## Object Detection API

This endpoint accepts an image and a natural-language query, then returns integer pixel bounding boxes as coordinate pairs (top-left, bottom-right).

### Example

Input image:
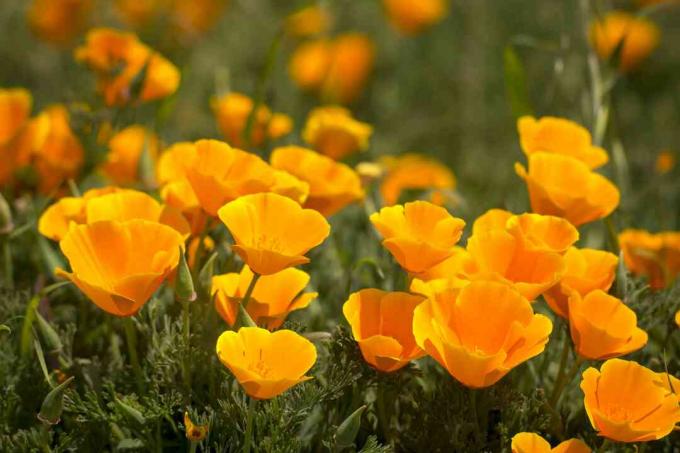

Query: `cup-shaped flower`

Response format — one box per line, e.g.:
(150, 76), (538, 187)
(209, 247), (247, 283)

(102, 125), (159, 186)
(270, 146), (364, 217)
(517, 116), (608, 169)
(505, 213), (579, 254)
(213, 265), (317, 330)
(215, 327), (317, 399)
(57, 219), (184, 316)
(186, 139), (276, 216)
(413, 280), (553, 388)
(568, 290), (647, 360)
(211, 92), (292, 148)
(515, 153), (619, 227)
(380, 154), (456, 206)
(580, 359), (680, 442)
(370, 201), (465, 274)
(0, 88), (32, 146)
(618, 229), (680, 290)
(382, 0), (448, 36)
(218, 193), (331, 275)
(545, 247), (618, 318)
(343, 289), (425, 372)
(590, 12), (660, 72)
(302, 106), (372, 160)
(511, 432), (591, 453)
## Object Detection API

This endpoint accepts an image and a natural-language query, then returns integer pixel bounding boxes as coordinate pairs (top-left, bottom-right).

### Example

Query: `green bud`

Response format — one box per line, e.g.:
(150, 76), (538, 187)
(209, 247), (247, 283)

(175, 248), (196, 302)
(234, 304), (257, 329)
(137, 131), (156, 189)
(198, 252), (218, 298)
(334, 405), (366, 449)
(0, 192), (12, 234)
(114, 397), (146, 427)
(38, 376), (74, 425)
(35, 311), (63, 353)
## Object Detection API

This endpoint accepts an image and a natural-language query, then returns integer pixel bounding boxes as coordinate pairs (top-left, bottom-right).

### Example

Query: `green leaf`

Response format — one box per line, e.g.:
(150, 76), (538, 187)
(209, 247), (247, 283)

(504, 45), (533, 119)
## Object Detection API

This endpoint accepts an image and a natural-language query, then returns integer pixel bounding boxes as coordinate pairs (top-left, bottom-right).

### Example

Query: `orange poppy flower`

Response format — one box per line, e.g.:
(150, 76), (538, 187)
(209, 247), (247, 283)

(0, 88), (32, 146)
(343, 289), (425, 372)
(27, 0), (92, 46)
(590, 12), (660, 72)
(568, 290), (647, 360)
(269, 169), (310, 205)
(101, 125), (159, 186)
(185, 139), (275, 216)
(581, 359), (680, 442)
(544, 247), (618, 318)
(215, 327), (317, 399)
(285, 5), (332, 38)
(270, 146), (364, 217)
(655, 150), (675, 175)
(413, 280), (552, 388)
(75, 28), (180, 105)
(382, 0), (448, 35)
(517, 116), (609, 169)
(57, 219), (184, 316)
(380, 154), (456, 206)
(619, 229), (680, 289)
(511, 432), (591, 453)
(217, 192), (331, 275)
(212, 265), (317, 330)
(370, 201), (465, 274)
(302, 106), (372, 160)
(211, 92), (293, 148)
(515, 152), (620, 227)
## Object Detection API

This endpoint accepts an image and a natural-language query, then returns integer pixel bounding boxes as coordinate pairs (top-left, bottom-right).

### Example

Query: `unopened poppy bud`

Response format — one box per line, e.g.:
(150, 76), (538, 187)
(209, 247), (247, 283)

(335, 405), (366, 449)
(35, 311), (63, 353)
(175, 248), (196, 302)
(38, 376), (74, 425)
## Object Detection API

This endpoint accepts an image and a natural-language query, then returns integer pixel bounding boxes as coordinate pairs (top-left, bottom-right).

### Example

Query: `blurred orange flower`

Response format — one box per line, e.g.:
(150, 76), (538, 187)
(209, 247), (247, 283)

(590, 12), (660, 72)
(270, 146), (364, 216)
(517, 116), (608, 169)
(57, 219), (184, 316)
(215, 327), (316, 399)
(217, 192), (330, 275)
(101, 125), (159, 186)
(511, 432), (591, 453)
(0, 88), (33, 187)
(380, 154), (456, 206)
(289, 33), (375, 104)
(211, 92), (293, 148)
(413, 280), (552, 388)
(27, 0), (92, 46)
(382, 0), (448, 36)
(285, 5), (332, 38)
(544, 247), (618, 318)
(569, 290), (647, 360)
(185, 139), (275, 216)
(343, 289), (425, 372)
(515, 152), (620, 227)
(213, 265), (316, 329)
(655, 150), (675, 174)
(75, 28), (180, 105)
(581, 359), (680, 442)
(370, 201), (465, 274)
(302, 106), (372, 160)
(618, 229), (680, 289)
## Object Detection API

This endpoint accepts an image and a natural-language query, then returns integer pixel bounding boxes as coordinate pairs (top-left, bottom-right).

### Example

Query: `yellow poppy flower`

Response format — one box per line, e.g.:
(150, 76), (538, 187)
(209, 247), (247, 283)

(370, 201), (465, 274)
(380, 154), (456, 206)
(590, 12), (660, 72)
(101, 125), (159, 186)
(212, 265), (317, 330)
(568, 290), (647, 360)
(517, 116), (609, 169)
(511, 432), (591, 453)
(302, 106), (372, 160)
(382, 0), (448, 36)
(515, 152), (620, 227)
(211, 92), (293, 148)
(215, 327), (317, 399)
(270, 146), (364, 217)
(75, 28), (180, 106)
(413, 280), (552, 388)
(185, 139), (275, 216)
(27, 0), (92, 46)
(217, 192), (330, 275)
(343, 289), (425, 372)
(270, 170), (310, 205)
(544, 247), (618, 318)
(581, 359), (680, 442)
(57, 219), (184, 316)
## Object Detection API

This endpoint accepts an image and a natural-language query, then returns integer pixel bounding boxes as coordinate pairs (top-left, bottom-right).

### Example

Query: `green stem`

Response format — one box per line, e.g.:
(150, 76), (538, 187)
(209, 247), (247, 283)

(243, 30), (283, 150)
(550, 355), (584, 408)
(243, 398), (257, 453)
(123, 317), (144, 394)
(469, 389), (482, 446)
(1, 237), (12, 289)
(604, 216), (620, 255)
(182, 300), (191, 403)
(550, 331), (571, 404)
(189, 441), (197, 453)
(234, 273), (261, 328)
(597, 438), (611, 453)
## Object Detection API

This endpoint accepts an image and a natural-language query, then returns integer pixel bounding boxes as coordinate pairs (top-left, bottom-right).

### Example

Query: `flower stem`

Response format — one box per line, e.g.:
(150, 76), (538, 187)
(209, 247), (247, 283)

(1, 237), (12, 289)
(182, 300), (191, 403)
(469, 388), (482, 446)
(550, 330), (571, 403)
(243, 398), (257, 453)
(234, 273), (261, 328)
(550, 354), (584, 408)
(123, 317), (143, 394)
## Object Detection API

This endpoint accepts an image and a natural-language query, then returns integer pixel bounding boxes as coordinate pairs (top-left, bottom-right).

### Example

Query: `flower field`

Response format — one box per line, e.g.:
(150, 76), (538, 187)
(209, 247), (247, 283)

(1, 0), (680, 452)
